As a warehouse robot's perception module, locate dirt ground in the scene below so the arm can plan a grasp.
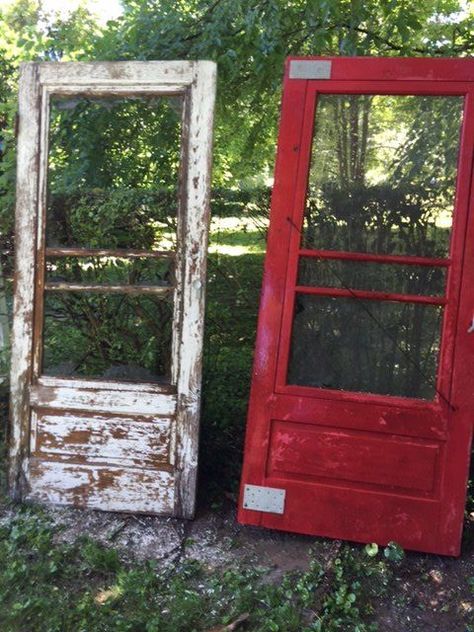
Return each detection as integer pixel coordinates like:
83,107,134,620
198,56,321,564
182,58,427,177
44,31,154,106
1,495,472,632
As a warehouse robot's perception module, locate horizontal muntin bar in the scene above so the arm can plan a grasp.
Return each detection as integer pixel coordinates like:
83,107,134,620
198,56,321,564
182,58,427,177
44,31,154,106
298,249,450,267
294,286,447,306
44,282,173,295
45,248,175,259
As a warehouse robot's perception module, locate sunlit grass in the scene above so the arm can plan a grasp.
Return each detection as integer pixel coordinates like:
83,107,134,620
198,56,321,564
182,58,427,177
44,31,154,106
209,215,267,256
94,584,123,605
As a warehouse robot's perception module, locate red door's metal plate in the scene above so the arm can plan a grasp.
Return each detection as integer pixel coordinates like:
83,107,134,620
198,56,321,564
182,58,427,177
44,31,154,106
238,57,474,556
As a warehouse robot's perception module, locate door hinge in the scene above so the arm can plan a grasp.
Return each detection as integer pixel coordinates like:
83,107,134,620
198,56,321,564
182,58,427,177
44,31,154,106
242,484,286,514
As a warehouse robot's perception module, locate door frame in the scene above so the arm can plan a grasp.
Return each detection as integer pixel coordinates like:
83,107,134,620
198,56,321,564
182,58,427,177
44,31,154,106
238,57,474,554
9,60,216,518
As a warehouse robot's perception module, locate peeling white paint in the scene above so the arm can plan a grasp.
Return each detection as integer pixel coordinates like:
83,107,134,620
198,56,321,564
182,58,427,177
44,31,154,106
10,60,217,517
173,61,217,518
27,460,175,514
33,412,171,466
30,385,177,417
9,63,40,498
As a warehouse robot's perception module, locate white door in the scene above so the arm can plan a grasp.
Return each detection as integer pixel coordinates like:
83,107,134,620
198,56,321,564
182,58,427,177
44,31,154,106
9,61,216,517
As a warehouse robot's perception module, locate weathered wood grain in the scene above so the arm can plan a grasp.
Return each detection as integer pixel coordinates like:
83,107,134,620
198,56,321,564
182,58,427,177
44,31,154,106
0,258,10,386
45,86,186,98
30,385,177,416
44,282,173,294
9,63,41,498
45,248,175,259
37,375,176,394
10,60,217,518
33,412,171,467
38,61,195,85
173,61,217,518
27,460,175,514
30,83,50,382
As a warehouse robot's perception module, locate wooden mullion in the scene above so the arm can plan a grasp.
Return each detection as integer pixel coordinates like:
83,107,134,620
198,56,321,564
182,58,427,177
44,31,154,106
45,247,175,259
299,248,450,267
294,285,447,305
44,282,173,295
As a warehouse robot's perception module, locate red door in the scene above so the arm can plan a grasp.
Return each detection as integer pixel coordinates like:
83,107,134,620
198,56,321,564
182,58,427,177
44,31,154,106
238,57,474,556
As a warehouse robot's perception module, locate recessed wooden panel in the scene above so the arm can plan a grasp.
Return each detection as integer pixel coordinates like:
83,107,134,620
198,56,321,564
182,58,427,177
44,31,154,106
32,411,171,467
270,393,447,440
268,420,440,494
27,459,174,514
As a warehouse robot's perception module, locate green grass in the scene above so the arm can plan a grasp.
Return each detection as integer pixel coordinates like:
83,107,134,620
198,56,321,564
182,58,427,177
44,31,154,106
208,216,267,255
0,505,399,632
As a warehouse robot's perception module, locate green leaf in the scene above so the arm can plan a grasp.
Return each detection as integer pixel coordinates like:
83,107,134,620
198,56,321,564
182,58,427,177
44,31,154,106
364,543,379,558
383,541,405,563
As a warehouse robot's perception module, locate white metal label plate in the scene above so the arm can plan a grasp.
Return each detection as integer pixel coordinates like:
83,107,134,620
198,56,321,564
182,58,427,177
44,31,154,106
243,484,286,514
289,60,332,80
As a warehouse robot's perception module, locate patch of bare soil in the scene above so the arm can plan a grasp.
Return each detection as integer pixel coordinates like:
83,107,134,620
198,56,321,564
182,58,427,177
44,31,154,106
54,501,474,631
372,521,474,632
34,499,328,574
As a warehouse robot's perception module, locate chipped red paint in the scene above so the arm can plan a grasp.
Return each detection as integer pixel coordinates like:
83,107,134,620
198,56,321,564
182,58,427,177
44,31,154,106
238,57,474,556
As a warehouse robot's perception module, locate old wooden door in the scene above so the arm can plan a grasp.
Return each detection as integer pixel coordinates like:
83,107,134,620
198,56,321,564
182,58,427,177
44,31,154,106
9,61,216,517
238,57,474,555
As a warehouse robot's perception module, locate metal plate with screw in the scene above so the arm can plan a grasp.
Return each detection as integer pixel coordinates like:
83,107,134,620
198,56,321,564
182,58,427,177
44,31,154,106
242,484,286,514
289,60,332,80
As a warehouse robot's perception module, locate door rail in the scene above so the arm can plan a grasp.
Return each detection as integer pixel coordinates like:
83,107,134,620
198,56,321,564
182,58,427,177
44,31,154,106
45,247,175,259
294,285,447,305
44,282,173,295
298,249,450,267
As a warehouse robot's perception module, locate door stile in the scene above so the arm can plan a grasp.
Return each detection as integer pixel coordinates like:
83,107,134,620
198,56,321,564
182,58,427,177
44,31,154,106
170,86,190,390
436,89,474,409
167,87,190,471
173,62,216,518
238,73,308,525
9,64,41,498
437,88,474,552
275,86,318,393
171,80,191,511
